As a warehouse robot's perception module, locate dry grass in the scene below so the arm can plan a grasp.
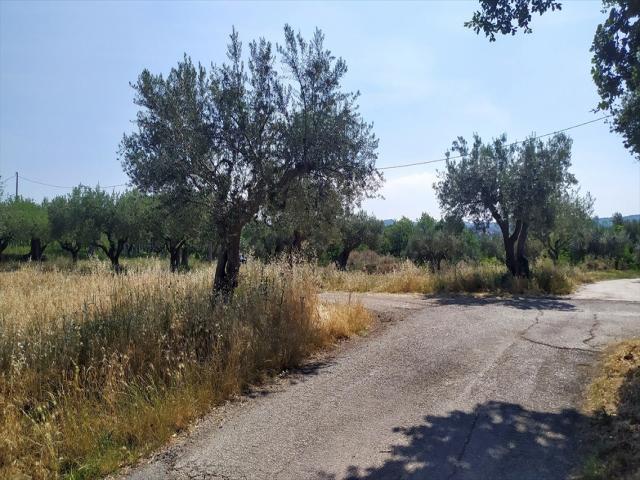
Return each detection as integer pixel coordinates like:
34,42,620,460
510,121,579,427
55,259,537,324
0,259,370,479
582,339,640,479
319,258,586,295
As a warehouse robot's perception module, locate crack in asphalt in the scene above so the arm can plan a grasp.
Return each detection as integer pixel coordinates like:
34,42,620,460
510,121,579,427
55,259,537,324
518,310,599,354
446,409,481,480
520,311,542,337
518,335,599,354
582,314,599,347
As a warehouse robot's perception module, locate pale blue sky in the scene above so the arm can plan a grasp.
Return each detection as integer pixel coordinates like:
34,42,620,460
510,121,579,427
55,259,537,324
1,0,638,218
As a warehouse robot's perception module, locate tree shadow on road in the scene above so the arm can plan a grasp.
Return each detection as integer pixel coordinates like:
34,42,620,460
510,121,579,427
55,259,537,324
432,295,577,311
245,359,336,398
317,401,585,480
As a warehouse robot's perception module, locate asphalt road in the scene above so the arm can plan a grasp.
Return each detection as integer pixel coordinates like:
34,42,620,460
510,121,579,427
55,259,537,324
125,279,640,480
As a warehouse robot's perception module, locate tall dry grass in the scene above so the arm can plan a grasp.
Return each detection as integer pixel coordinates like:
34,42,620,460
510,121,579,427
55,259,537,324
0,259,371,479
319,258,585,295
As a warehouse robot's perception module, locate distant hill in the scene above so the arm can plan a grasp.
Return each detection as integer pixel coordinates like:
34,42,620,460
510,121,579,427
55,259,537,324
596,214,640,227
383,219,396,226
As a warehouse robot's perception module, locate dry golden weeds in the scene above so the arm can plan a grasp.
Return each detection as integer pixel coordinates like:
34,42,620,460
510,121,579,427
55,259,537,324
0,259,369,479
582,339,640,479
319,258,585,295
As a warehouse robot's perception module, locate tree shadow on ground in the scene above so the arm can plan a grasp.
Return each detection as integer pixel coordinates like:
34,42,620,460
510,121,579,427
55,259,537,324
244,359,335,398
431,295,577,312
317,401,585,480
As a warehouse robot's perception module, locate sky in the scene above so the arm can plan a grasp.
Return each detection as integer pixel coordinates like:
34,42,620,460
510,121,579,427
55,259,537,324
1,0,639,219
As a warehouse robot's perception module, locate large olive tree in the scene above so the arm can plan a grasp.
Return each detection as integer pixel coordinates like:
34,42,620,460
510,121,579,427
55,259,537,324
121,26,379,294
435,133,575,277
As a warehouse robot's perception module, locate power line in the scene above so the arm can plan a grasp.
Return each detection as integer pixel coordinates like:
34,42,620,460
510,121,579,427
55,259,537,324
2,114,616,188
377,114,613,171
18,174,128,190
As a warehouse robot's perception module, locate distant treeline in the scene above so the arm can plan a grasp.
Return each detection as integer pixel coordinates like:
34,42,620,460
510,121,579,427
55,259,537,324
1,187,638,273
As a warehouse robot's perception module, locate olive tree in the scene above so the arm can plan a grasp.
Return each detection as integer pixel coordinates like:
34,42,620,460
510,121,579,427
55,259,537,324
535,190,594,264
333,211,384,270
48,186,99,262
121,26,379,294
382,217,415,257
82,188,147,271
1,197,50,261
406,214,466,271
147,196,204,272
435,133,575,277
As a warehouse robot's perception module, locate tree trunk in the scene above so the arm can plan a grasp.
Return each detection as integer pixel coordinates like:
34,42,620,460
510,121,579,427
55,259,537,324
515,222,530,277
546,238,559,265
180,247,189,270
109,241,124,273
207,242,214,262
498,223,518,276
97,236,126,273
169,248,180,272
29,237,46,261
61,242,80,262
213,228,242,296
166,238,186,273
336,248,351,270
0,237,9,259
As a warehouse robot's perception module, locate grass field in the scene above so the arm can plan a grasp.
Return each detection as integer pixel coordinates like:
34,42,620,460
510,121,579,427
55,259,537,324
0,259,371,479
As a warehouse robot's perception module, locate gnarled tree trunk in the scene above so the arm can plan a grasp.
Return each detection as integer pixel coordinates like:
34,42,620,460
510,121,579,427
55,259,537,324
60,241,80,262
213,227,242,297
497,219,529,277
96,234,126,273
29,237,47,261
336,248,351,270
166,238,186,273
0,237,10,259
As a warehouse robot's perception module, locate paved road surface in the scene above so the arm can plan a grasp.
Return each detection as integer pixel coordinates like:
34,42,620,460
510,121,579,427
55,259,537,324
125,279,640,480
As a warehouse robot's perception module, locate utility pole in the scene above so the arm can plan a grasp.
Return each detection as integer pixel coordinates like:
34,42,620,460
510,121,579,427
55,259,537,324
15,172,18,198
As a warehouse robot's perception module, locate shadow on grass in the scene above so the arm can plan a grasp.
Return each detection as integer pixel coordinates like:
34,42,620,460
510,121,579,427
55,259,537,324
431,295,577,312
317,401,585,480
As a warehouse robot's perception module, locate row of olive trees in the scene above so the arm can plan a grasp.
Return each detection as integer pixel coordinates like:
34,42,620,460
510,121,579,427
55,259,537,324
0,187,209,272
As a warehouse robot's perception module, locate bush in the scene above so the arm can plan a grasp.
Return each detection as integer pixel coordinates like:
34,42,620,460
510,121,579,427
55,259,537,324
347,249,402,274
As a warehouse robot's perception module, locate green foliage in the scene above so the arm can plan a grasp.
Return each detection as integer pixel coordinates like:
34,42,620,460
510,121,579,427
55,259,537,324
435,132,576,276
535,190,594,263
406,213,462,270
333,211,384,269
591,1,640,160
465,0,562,40
120,26,380,292
382,217,414,257
48,187,101,260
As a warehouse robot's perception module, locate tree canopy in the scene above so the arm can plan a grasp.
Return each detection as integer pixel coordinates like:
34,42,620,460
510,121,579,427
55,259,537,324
121,26,380,294
435,133,576,276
